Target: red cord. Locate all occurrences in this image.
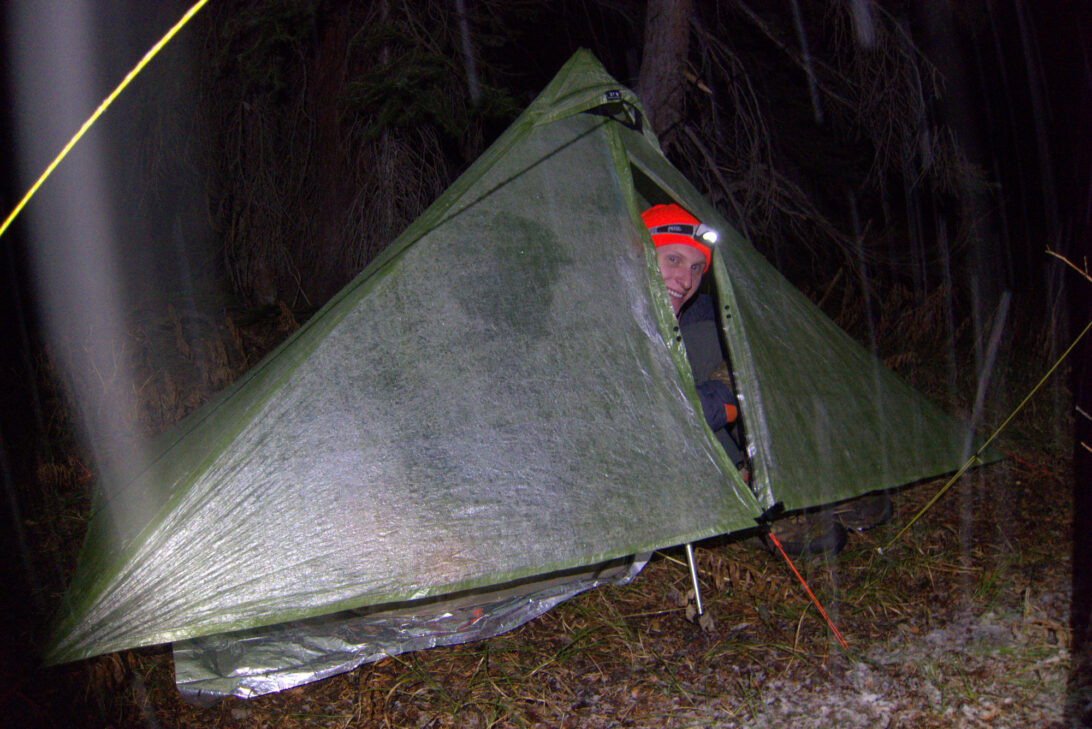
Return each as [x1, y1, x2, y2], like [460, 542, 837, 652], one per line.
[767, 532, 849, 649]
[74, 457, 94, 484]
[1002, 450, 1055, 477]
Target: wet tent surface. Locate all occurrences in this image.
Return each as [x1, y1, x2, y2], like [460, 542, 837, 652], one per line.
[48, 90, 760, 664]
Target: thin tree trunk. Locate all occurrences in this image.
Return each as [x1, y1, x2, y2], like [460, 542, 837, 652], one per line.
[454, 0, 481, 105]
[308, 3, 350, 302]
[636, 0, 692, 149]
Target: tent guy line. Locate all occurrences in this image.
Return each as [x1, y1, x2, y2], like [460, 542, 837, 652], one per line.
[0, 0, 210, 243]
[881, 314, 1092, 553]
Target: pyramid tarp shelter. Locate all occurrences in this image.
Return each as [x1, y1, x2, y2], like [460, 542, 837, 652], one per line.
[47, 50, 978, 700]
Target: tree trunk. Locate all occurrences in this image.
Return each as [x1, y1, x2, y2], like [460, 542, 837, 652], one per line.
[307, 2, 351, 303]
[636, 0, 692, 150]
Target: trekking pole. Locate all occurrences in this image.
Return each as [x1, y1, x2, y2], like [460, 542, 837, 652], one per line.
[684, 543, 716, 631]
[685, 543, 703, 615]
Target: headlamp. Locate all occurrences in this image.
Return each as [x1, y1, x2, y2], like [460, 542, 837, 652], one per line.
[648, 222, 719, 246]
[695, 223, 718, 245]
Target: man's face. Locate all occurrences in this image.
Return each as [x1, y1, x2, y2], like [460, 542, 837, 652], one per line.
[656, 243, 706, 315]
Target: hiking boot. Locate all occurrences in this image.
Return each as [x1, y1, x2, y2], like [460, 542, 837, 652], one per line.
[764, 513, 847, 558]
[829, 492, 893, 532]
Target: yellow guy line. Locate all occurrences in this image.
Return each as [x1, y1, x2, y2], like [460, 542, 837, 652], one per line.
[881, 315, 1092, 553]
[0, 0, 211, 242]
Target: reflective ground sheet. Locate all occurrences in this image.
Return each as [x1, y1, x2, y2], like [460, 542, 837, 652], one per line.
[175, 557, 648, 703]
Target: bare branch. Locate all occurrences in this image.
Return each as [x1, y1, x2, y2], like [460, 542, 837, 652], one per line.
[1046, 248, 1092, 283]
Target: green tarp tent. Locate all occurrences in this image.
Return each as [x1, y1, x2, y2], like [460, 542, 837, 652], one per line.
[46, 50, 977, 700]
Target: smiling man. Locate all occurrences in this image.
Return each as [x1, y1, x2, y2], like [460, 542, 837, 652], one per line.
[643, 203, 713, 315]
[643, 204, 890, 558]
[642, 204, 739, 437]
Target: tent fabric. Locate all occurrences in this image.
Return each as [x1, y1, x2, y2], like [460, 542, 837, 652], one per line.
[46, 52, 759, 666]
[47, 50, 982, 685]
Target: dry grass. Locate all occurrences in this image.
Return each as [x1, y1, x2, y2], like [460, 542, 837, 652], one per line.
[21, 457, 1071, 728]
[9, 285, 1075, 728]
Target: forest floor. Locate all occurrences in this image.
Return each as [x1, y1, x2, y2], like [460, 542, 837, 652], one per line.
[4, 302, 1082, 728]
[15, 453, 1078, 728]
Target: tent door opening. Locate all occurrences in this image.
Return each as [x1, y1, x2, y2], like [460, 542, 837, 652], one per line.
[632, 166, 749, 475]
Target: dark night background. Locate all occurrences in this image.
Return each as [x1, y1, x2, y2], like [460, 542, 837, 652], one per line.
[0, 0, 1090, 726]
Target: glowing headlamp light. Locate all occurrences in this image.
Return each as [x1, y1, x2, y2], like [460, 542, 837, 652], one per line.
[695, 223, 718, 245]
[649, 222, 719, 246]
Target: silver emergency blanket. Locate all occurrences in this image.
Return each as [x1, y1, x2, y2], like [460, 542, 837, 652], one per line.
[174, 556, 647, 704]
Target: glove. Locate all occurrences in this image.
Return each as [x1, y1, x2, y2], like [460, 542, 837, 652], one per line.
[696, 380, 739, 431]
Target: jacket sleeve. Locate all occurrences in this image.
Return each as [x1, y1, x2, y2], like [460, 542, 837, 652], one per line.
[695, 380, 738, 431]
